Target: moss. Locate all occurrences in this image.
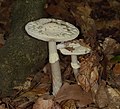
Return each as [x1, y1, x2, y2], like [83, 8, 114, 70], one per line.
[0, 0, 48, 97]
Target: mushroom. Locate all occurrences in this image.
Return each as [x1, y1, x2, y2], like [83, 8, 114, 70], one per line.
[57, 40, 91, 81]
[25, 18, 79, 95]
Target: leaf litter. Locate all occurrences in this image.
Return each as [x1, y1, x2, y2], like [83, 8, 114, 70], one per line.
[0, 0, 120, 109]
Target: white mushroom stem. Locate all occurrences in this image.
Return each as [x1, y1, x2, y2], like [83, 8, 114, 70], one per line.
[49, 41, 62, 95]
[71, 55, 80, 80]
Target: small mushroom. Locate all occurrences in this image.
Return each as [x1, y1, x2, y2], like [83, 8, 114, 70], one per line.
[25, 18, 79, 95]
[57, 41, 91, 81]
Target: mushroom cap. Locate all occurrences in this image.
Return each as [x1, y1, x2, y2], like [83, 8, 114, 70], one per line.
[25, 18, 79, 42]
[57, 42, 91, 55]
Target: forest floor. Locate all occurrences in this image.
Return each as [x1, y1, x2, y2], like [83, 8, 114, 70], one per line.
[0, 0, 120, 109]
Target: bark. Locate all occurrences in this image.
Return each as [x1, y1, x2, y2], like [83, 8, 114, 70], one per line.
[0, 0, 48, 97]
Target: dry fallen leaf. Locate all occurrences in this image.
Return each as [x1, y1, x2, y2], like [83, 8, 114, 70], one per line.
[52, 103, 62, 109]
[63, 64, 73, 81]
[31, 70, 51, 88]
[0, 105, 6, 109]
[45, 3, 74, 23]
[80, 107, 98, 109]
[113, 63, 120, 76]
[61, 100, 76, 109]
[107, 85, 120, 106]
[77, 3, 92, 17]
[78, 55, 99, 92]
[33, 96, 54, 109]
[102, 37, 120, 55]
[13, 79, 31, 91]
[95, 20, 120, 30]
[95, 81, 109, 108]
[55, 82, 93, 107]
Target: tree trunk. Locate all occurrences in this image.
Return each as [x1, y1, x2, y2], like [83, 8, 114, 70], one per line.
[0, 0, 48, 97]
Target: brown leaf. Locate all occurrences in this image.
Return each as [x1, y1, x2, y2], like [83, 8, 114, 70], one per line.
[77, 3, 92, 17]
[33, 83, 51, 96]
[113, 63, 120, 75]
[95, 20, 120, 30]
[61, 100, 76, 109]
[0, 105, 6, 109]
[102, 37, 120, 55]
[52, 102, 61, 109]
[63, 64, 73, 81]
[33, 96, 54, 109]
[107, 85, 120, 106]
[78, 74, 90, 92]
[80, 107, 98, 109]
[55, 82, 93, 107]
[95, 81, 109, 108]
[31, 70, 51, 88]
[90, 0, 116, 20]
[78, 55, 99, 92]
[45, 2, 75, 23]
